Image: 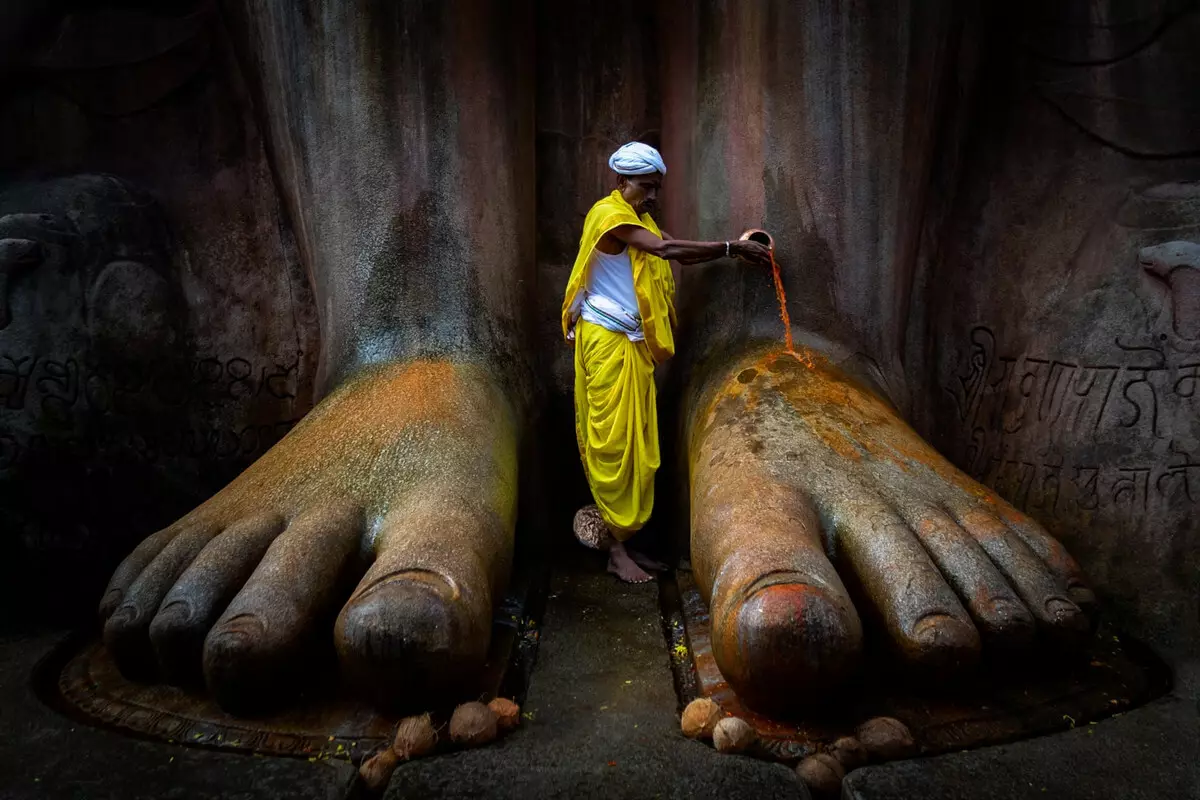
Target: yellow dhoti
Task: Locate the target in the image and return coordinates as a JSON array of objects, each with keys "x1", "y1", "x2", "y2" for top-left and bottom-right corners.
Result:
[
  {"x1": 574, "y1": 320, "x2": 659, "y2": 539},
  {"x1": 563, "y1": 190, "x2": 676, "y2": 540}
]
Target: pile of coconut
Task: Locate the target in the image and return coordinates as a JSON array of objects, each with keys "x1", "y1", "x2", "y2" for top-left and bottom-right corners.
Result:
[
  {"x1": 359, "y1": 697, "x2": 521, "y2": 792},
  {"x1": 680, "y1": 697, "x2": 915, "y2": 797}
]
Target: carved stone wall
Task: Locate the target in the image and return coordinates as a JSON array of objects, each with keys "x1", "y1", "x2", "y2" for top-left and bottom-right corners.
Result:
[
  {"x1": 912, "y1": 2, "x2": 1200, "y2": 680},
  {"x1": 0, "y1": 6, "x2": 319, "y2": 622}
]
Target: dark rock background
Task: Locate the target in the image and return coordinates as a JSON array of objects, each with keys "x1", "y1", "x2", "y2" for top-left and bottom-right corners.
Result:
[{"x1": 0, "y1": 4, "x2": 319, "y2": 624}]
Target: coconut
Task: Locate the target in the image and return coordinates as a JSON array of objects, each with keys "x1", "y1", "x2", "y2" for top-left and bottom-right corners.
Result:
[
  {"x1": 392, "y1": 713, "x2": 437, "y2": 760},
  {"x1": 359, "y1": 747, "x2": 399, "y2": 793},
  {"x1": 488, "y1": 697, "x2": 521, "y2": 732},
  {"x1": 712, "y1": 716, "x2": 756, "y2": 754},
  {"x1": 450, "y1": 701, "x2": 499, "y2": 747},
  {"x1": 828, "y1": 736, "x2": 867, "y2": 770},
  {"x1": 572, "y1": 505, "x2": 613, "y2": 550},
  {"x1": 680, "y1": 697, "x2": 722, "y2": 739},
  {"x1": 855, "y1": 716, "x2": 915, "y2": 761},
  {"x1": 796, "y1": 753, "x2": 844, "y2": 796}
]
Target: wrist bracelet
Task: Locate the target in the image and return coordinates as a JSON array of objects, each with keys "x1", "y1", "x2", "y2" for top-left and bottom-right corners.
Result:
[{"x1": 725, "y1": 241, "x2": 730, "y2": 258}]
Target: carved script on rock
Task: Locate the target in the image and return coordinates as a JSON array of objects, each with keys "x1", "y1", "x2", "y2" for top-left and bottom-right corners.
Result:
[{"x1": 946, "y1": 325, "x2": 1200, "y2": 521}]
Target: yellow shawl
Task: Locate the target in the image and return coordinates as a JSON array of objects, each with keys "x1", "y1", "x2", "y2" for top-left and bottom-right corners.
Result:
[{"x1": 561, "y1": 191, "x2": 677, "y2": 364}]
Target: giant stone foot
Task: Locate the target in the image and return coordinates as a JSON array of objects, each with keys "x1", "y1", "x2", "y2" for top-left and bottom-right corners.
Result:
[
  {"x1": 98, "y1": 360, "x2": 517, "y2": 714},
  {"x1": 689, "y1": 346, "x2": 1095, "y2": 714}
]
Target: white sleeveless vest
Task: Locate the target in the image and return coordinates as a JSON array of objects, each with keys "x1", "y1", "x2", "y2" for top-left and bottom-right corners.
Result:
[{"x1": 579, "y1": 246, "x2": 644, "y2": 342}]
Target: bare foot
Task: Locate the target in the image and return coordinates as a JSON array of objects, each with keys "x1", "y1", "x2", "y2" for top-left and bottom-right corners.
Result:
[
  {"x1": 98, "y1": 361, "x2": 518, "y2": 713},
  {"x1": 689, "y1": 347, "x2": 1094, "y2": 713},
  {"x1": 628, "y1": 549, "x2": 667, "y2": 572},
  {"x1": 576, "y1": 504, "x2": 664, "y2": 579},
  {"x1": 607, "y1": 542, "x2": 655, "y2": 584}
]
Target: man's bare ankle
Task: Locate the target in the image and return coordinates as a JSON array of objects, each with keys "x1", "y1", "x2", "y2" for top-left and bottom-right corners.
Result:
[{"x1": 607, "y1": 542, "x2": 654, "y2": 583}]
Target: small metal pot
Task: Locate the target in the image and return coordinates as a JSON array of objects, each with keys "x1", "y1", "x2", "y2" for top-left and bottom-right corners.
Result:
[{"x1": 738, "y1": 228, "x2": 774, "y2": 254}]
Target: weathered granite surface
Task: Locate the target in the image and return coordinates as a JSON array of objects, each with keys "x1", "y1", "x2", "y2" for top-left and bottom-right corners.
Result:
[
  {"x1": 0, "y1": 0, "x2": 1197, "y2": 774},
  {"x1": 843, "y1": 692, "x2": 1200, "y2": 800}
]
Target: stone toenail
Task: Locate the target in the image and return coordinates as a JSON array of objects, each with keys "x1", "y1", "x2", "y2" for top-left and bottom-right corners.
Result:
[
  {"x1": 212, "y1": 614, "x2": 266, "y2": 646},
  {"x1": 988, "y1": 596, "x2": 1026, "y2": 621},
  {"x1": 912, "y1": 613, "x2": 974, "y2": 647},
  {"x1": 1044, "y1": 598, "x2": 1081, "y2": 622},
  {"x1": 913, "y1": 613, "x2": 949, "y2": 639},
  {"x1": 109, "y1": 603, "x2": 140, "y2": 627},
  {"x1": 359, "y1": 569, "x2": 457, "y2": 602},
  {"x1": 155, "y1": 600, "x2": 193, "y2": 626}
]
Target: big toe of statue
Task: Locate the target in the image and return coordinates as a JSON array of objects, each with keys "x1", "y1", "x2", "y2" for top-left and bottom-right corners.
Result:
[
  {"x1": 98, "y1": 361, "x2": 517, "y2": 714},
  {"x1": 689, "y1": 346, "x2": 1095, "y2": 715}
]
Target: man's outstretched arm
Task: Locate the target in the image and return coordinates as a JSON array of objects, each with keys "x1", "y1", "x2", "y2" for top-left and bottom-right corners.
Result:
[
  {"x1": 609, "y1": 225, "x2": 772, "y2": 267},
  {"x1": 659, "y1": 230, "x2": 707, "y2": 265}
]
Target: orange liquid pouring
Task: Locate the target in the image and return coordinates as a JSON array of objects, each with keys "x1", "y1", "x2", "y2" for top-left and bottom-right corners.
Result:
[
  {"x1": 768, "y1": 249, "x2": 813, "y2": 368},
  {"x1": 769, "y1": 249, "x2": 794, "y2": 353}
]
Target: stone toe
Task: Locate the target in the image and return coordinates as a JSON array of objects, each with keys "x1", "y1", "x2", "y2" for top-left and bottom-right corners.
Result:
[
  {"x1": 148, "y1": 599, "x2": 206, "y2": 686},
  {"x1": 202, "y1": 613, "x2": 283, "y2": 714},
  {"x1": 335, "y1": 569, "x2": 487, "y2": 709},
  {"x1": 971, "y1": 595, "x2": 1037, "y2": 650},
  {"x1": 103, "y1": 602, "x2": 159, "y2": 681},
  {"x1": 1042, "y1": 596, "x2": 1091, "y2": 640},
  {"x1": 715, "y1": 574, "x2": 863, "y2": 713},
  {"x1": 905, "y1": 612, "x2": 981, "y2": 673},
  {"x1": 98, "y1": 588, "x2": 124, "y2": 622}
]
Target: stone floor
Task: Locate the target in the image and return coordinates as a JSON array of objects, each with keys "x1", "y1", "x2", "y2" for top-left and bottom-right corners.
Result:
[
  {"x1": 844, "y1": 694, "x2": 1200, "y2": 800},
  {"x1": 2, "y1": 549, "x2": 1197, "y2": 799},
  {"x1": 386, "y1": 549, "x2": 804, "y2": 799},
  {"x1": 0, "y1": 631, "x2": 357, "y2": 800}
]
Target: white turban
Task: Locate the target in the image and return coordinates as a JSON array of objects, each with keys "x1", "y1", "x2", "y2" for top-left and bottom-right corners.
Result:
[{"x1": 608, "y1": 142, "x2": 666, "y2": 176}]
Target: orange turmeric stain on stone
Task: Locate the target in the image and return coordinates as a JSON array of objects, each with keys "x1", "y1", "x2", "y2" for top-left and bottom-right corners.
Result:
[
  {"x1": 712, "y1": 350, "x2": 988, "y2": 479},
  {"x1": 196, "y1": 359, "x2": 514, "y2": 523},
  {"x1": 699, "y1": 341, "x2": 1013, "y2": 495}
]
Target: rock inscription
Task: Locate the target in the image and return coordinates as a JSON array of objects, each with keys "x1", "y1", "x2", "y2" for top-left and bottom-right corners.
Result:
[{"x1": 946, "y1": 325, "x2": 1200, "y2": 522}]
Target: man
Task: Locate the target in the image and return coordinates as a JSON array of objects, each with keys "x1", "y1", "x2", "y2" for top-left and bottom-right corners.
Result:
[{"x1": 562, "y1": 141, "x2": 772, "y2": 582}]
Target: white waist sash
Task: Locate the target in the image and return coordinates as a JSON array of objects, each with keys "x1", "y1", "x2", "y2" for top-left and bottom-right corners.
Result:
[{"x1": 568, "y1": 292, "x2": 645, "y2": 342}]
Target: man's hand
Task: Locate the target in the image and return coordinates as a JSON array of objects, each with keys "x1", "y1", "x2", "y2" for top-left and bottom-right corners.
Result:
[{"x1": 731, "y1": 240, "x2": 772, "y2": 267}]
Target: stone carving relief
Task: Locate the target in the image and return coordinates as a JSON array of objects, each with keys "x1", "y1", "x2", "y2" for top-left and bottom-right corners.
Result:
[
  {"x1": 1141, "y1": 240, "x2": 1200, "y2": 340},
  {"x1": 0, "y1": 175, "x2": 315, "y2": 609},
  {"x1": 0, "y1": 177, "x2": 300, "y2": 471}
]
